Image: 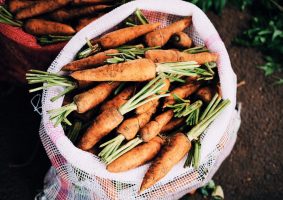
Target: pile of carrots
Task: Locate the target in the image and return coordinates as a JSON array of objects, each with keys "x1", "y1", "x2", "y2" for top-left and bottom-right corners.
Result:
[
  {"x1": 0, "y1": 0, "x2": 120, "y2": 44},
  {"x1": 27, "y1": 12, "x2": 230, "y2": 193}
]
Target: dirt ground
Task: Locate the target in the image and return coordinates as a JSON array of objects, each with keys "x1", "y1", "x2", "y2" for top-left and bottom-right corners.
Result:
[{"x1": 0, "y1": 7, "x2": 282, "y2": 200}]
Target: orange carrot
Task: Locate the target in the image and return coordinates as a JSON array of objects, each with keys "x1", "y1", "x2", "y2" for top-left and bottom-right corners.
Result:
[
  {"x1": 107, "y1": 136, "x2": 164, "y2": 172},
  {"x1": 160, "y1": 118, "x2": 185, "y2": 133},
  {"x1": 74, "y1": 82, "x2": 120, "y2": 113},
  {"x1": 117, "y1": 101, "x2": 158, "y2": 140},
  {"x1": 15, "y1": 0, "x2": 71, "y2": 20},
  {"x1": 196, "y1": 86, "x2": 213, "y2": 103},
  {"x1": 97, "y1": 22, "x2": 161, "y2": 49},
  {"x1": 145, "y1": 17, "x2": 192, "y2": 47},
  {"x1": 140, "y1": 133, "x2": 191, "y2": 192},
  {"x1": 70, "y1": 59, "x2": 156, "y2": 82},
  {"x1": 145, "y1": 50, "x2": 218, "y2": 64},
  {"x1": 170, "y1": 32, "x2": 192, "y2": 48},
  {"x1": 140, "y1": 110, "x2": 174, "y2": 142},
  {"x1": 75, "y1": 15, "x2": 103, "y2": 32},
  {"x1": 136, "y1": 78, "x2": 170, "y2": 114},
  {"x1": 24, "y1": 19, "x2": 75, "y2": 36},
  {"x1": 8, "y1": 0, "x2": 34, "y2": 13},
  {"x1": 77, "y1": 107, "x2": 124, "y2": 151},
  {"x1": 164, "y1": 83, "x2": 200, "y2": 107},
  {"x1": 62, "y1": 49, "x2": 119, "y2": 71},
  {"x1": 49, "y1": 5, "x2": 110, "y2": 22},
  {"x1": 100, "y1": 85, "x2": 135, "y2": 112}
]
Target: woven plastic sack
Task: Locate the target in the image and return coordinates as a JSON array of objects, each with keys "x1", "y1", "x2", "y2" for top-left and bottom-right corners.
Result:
[
  {"x1": 0, "y1": 0, "x2": 66, "y2": 83},
  {"x1": 38, "y1": 0, "x2": 240, "y2": 199}
]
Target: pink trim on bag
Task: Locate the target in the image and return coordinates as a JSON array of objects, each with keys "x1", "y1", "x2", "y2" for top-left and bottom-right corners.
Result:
[{"x1": 46, "y1": 122, "x2": 64, "y2": 143}]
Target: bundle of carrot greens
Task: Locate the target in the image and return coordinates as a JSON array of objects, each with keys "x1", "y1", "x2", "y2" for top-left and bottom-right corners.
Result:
[{"x1": 26, "y1": 12, "x2": 230, "y2": 193}]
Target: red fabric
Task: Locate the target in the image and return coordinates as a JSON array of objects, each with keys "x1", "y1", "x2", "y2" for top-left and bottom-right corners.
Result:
[{"x1": 0, "y1": 1, "x2": 67, "y2": 83}]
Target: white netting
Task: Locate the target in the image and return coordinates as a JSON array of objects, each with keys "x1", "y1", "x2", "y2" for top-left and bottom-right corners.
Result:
[{"x1": 38, "y1": 0, "x2": 240, "y2": 199}]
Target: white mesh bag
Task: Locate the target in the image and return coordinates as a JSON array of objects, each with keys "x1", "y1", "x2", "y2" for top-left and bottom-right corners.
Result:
[{"x1": 38, "y1": 0, "x2": 241, "y2": 199}]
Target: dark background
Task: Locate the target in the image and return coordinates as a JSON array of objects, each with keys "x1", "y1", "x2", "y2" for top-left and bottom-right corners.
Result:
[{"x1": 0, "y1": 6, "x2": 282, "y2": 200}]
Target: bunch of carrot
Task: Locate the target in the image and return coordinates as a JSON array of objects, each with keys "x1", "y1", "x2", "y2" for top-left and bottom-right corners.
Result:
[
  {"x1": 1, "y1": 0, "x2": 130, "y2": 45},
  {"x1": 26, "y1": 12, "x2": 229, "y2": 194}
]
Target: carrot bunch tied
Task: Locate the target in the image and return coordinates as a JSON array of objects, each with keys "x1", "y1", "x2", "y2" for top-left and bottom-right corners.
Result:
[
  {"x1": 26, "y1": 69, "x2": 77, "y2": 102},
  {"x1": 77, "y1": 76, "x2": 169, "y2": 151},
  {"x1": 139, "y1": 94, "x2": 231, "y2": 192}
]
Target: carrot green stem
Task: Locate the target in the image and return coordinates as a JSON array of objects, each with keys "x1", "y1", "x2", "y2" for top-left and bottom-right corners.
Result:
[
  {"x1": 183, "y1": 45, "x2": 209, "y2": 54},
  {"x1": 118, "y1": 76, "x2": 169, "y2": 115},
  {"x1": 156, "y1": 61, "x2": 214, "y2": 81},
  {"x1": 98, "y1": 134, "x2": 125, "y2": 159},
  {"x1": 77, "y1": 41, "x2": 101, "y2": 59},
  {"x1": 66, "y1": 120, "x2": 82, "y2": 143},
  {"x1": 187, "y1": 99, "x2": 230, "y2": 141},
  {"x1": 104, "y1": 137, "x2": 143, "y2": 164},
  {"x1": 106, "y1": 45, "x2": 160, "y2": 64},
  {"x1": 37, "y1": 35, "x2": 72, "y2": 45},
  {"x1": 48, "y1": 102, "x2": 77, "y2": 127},
  {"x1": 193, "y1": 141, "x2": 201, "y2": 169},
  {"x1": 135, "y1": 9, "x2": 148, "y2": 25},
  {"x1": 26, "y1": 69, "x2": 77, "y2": 101},
  {"x1": 0, "y1": 6, "x2": 22, "y2": 27},
  {"x1": 200, "y1": 93, "x2": 219, "y2": 121}
]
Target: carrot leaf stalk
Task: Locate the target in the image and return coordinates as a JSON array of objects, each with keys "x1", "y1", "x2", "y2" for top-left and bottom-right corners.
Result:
[
  {"x1": 118, "y1": 76, "x2": 169, "y2": 115},
  {"x1": 77, "y1": 39, "x2": 101, "y2": 59},
  {"x1": 135, "y1": 9, "x2": 148, "y2": 25},
  {"x1": 37, "y1": 35, "x2": 72, "y2": 45},
  {"x1": 183, "y1": 45, "x2": 209, "y2": 54},
  {"x1": 106, "y1": 45, "x2": 160, "y2": 64},
  {"x1": 167, "y1": 97, "x2": 203, "y2": 126},
  {"x1": 66, "y1": 120, "x2": 82, "y2": 143},
  {"x1": 184, "y1": 140, "x2": 201, "y2": 168},
  {"x1": 187, "y1": 98, "x2": 231, "y2": 141},
  {"x1": 155, "y1": 61, "x2": 214, "y2": 81},
  {"x1": 99, "y1": 76, "x2": 169, "y2": 163},
  {"x1": 0, "y1": 6, "x2": 22, "y2": 27},
  {"x1": 48, "y1": 102, "x2": 78, "y2": 126},
  {"x1": 26, "y1": 69, "x2": 76, "y2": 102}
]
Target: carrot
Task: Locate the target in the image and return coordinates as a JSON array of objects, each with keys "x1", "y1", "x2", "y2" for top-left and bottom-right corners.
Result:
[
  {"x1": 70, "y1": 58, "x2": 156, "y2": 82},
  {"x1": 74, "y1": 82, "x2": 120, "y2": 113},
  {"x1": 145, "y1": 17, "x2": 192, "y2": 47},
  {"x1": 140, "y1": 97, "x2": 231, "y2": 192},
  {"x1": 77, "y1": 107, "x2": 124, "y2": 151},
  {"x1": 15, "y1": 0, "x2": 71, "y2": 20},
  {"x1": 160, "y1": 118, "x2": 185, "y2": 133},
  {"x1": 100, "y1": 85, "x2": 135, "y2": 112},
  {"x1": 98, "y1": 100, "x2": 158, "y2": 162},
  {"x1": 117, "y1": 101, "x2": 158, "y2": 140},
  {"x1": 164, "y1": 83, "x2": 200, "y2": 107},
  {"x1": 62, "y1": 49, "x2": 119, "y2": 71},
  {"x1": 75, "y1": 15, "x2": 102, "y2": 32},
  {"x1": 140, "y1": 110, "x2": 174, "y2": 142},
  {"x1": 71, "y1": 58, "x2": 207, "y2": 83},
  {"x1": 170, "y1": 32, "x2": 192, "y2": 48},
  {"x1": 73, "y1": 0, "x2": 113, "y2": 5},
  {"x1": 135, "y1": 78, "x2": 170, "y2": 114},
  {"x1": 48, "y1": 82, "x2": 120, "y2": 126},
  {"x1": 24, "y1": 19, "x2": 75, "y2": 36},
  {"x1": 196, "y1": 86, "x2": 213, "y2": 103},
  {"x1": 145, "y1": 50, "x2": 218, "y2": 64},
  {"x1": 97, "y1": 22, "x2": 161, "y2": 49},
  {"x1": 49, "y1": 5, "x2": 110, "y2": 22},
  {"x1": 107, "y1": 136, "x2": 164, "y2": 172},
  {"x1": 8, "y1": 0, "x2": 34, "y2": 13},
  {"x1": 78, "y1": 76, "x2": 168, "y2": 150},
  {"x1": 140, "y1": 133, "x2": 191, "y2": 192}
]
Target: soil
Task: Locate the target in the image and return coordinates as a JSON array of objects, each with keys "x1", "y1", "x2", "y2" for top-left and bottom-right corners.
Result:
[{"x1": 0, "y1": 6, "x2": 282, "y2": 200}]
